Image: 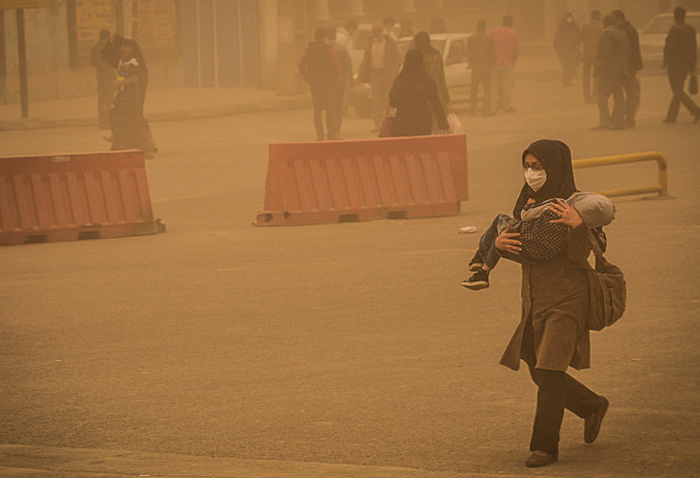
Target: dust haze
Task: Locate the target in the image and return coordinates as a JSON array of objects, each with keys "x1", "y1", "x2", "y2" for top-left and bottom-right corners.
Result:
[{"x1": 1, "y1": 1, "x2": 699, "y2": 478}]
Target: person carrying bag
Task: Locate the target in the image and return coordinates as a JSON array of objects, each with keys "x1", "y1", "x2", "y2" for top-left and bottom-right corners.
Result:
[{"x1": 585, "y1": 228, "x2": 627, "y2": 331}]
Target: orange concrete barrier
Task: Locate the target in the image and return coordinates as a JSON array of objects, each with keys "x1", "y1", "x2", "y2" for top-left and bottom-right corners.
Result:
[
  {"x1": 0, "y1": 150, "x2": 165, "y2": 246},
  {"x1": 255, "y1": 134, "x2": 468, "y2": 226}
]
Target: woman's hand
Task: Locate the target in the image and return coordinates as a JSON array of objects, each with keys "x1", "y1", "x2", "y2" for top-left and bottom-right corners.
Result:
[
  {"x1": 495, "y1": 224, "x2": 522, "y2": 254},
  {"x1": 548, "y1": 199, "x2": 584, "y2": 228}
]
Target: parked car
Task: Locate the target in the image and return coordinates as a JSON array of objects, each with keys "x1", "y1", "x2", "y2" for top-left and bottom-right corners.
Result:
[
  {"x1": 348, "y1": 32, "x2": 472, "y2": 117},
  {"x1": 639, "y1": 11, "x2": 700, "y2": 71}
]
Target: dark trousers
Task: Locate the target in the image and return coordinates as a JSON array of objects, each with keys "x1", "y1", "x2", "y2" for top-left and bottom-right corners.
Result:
[
  {"x1": 622, "y1": 74, "x2": 641, "y2": 126},
  {"x1": 329, "y1": 81, "x2": 347, "y2": 139},
  {"x1": 97, "y1": 80, "x2": 112, "y2": 129},
  {"x1": 582, "y1": 57, "x2": 596, "y2": 102},
  {"x1": 597, "y1": 74, "x2": 625, "y2": 128},
  {"x1": 665, "y1": 63, "x2": 700, "y2": 122},
  {"x1": 478, "y1": 214, "x2": 535, "y2": 269},
  {"x1": 559, "y1": 57, "x2": 577, "y2": 86},
  {"x1": 522, "y1": 319, "x2": 602, "y2": 455},
  {"x1": 310, "y1": 85, "x2": 335, "y2": 140},
  {"x1": 470, "y1": 67, "x2": 492, "y2": 114}
]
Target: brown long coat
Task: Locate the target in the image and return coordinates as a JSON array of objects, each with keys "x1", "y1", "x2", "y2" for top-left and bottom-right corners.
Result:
[{"x1": 500, "y1": 225, "x2": 592, "y2": 372}]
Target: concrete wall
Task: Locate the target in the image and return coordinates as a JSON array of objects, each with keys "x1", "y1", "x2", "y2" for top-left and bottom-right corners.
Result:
[
  {"x1": 1, "y1": 0, "x2": 182, "y2": 104},
  {"x1": 1, "y1": 5, "x2": 89, "y2": 103}
]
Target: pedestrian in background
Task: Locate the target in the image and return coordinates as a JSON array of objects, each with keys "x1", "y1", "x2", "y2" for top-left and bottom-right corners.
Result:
[
  {"x1": 612, "y1": 10, "x2": 643, "y2": 127},
  {"x1": 467, "y1": 19, "x2": 496, "y2": 116},
  {"x1": 593, "y1": 15, "x2": 629, "y2": 130},
  {"x1": 108, "y1": 40, "x2": 152, "y2": 154},
  {"x1": 357, "y1": 22, "x2": 402, "y2": 133},
  {"x1": 102, "y1": 35, "x2": 157, "y2": 153},
  {"x1": 491, "y1": 15, "x2": 520, "y2": 113},
  {"x1": 388, "y1": 49, "x2": 448, "y2": 137},
  {"x1": 581, "y1": 10, "x2": 603, "y2": 103},
  {"x1": 336, "y1": 20, "x2": 357, "y2": 52},
  {"x1": 384, "y1": 17, "x2": 399, "y2": 41},
  {"x1": 328, "y1": 27, "x2": 352, "y2": 140},
  {"x1": 495, "y1": 139, "x2": 610, "y2": 468},
  {"x1": 90, "y1": 29, "x2": 114, "y2": 129},
  {"x1": 662, "y1": 6, "x2": 700, "y2": 124},
  {"x1": 298, "y1": 27, "x2": 341, "y2": 141},
  {"x1": 413, "y1": 31, "x2": 452, "y2": 122},
  {"x1": 553, "y1": 12, "x2": 581, "y2": 87}
]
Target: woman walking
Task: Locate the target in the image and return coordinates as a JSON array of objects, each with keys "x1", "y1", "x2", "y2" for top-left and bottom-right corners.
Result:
[
  {"x1": 495, "y1": 139, "x2": 609, "y2": 467},
  {"x1": 553, "y1": 13, "x2": 582, "y2": 86},
  {"x1": 412, "y1": 31, "x2": 452, "y2": 117},
  {"x1": 107, "y1": 40, "x2": 153, "y2": 154},
  {"x1": 103, "y1": 35, "x2": 157, "y2": 153},
  {"x1": 387, "y1": 49, "x2": 449, "y2": 137}
]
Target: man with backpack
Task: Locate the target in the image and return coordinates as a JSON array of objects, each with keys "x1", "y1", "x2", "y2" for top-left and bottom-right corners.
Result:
[{"x1": 299, "y1": 28, "x2": 341, "y2": 141}]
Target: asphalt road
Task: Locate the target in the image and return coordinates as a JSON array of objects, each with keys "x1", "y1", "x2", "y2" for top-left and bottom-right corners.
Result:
[{"x1": 1, "y1": 72, "x2": 699, "y2": 477}]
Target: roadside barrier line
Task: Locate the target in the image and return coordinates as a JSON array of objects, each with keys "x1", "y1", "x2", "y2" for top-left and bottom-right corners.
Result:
[{"x1": 573, "y1": 151, "x2": 668, "y2": 198}]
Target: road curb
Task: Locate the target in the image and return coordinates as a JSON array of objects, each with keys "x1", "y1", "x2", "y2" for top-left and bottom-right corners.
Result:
[
  {"x1": 0, "y1": 96, "x2": 312, "y2": 132},
  {"x1": 0, "y1": 64, "x2": 564, "y2": 132}
]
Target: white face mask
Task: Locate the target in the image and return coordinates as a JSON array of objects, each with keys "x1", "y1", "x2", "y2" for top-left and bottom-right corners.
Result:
[{"x1": 524, "y1": 168, "x2": 547, "y2": 191}]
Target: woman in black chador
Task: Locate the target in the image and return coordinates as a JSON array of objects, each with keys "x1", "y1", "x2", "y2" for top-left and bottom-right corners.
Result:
[
  {"x1": 553, "y1": 13, "x2": 582, "y2": 86},
  {"x1": 388, "y1": 49, "x2": 449, "y2": 137},
  {"x1": 102, "y1": 35, "x2": 157, "y2": 153}
]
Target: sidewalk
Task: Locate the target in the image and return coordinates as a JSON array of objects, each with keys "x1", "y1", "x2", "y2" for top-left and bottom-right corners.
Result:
[
  {"x1": 0, "y1": 444, "x2": 553, "y2": 478},
  {"x1": 0, "y1": 87, "x2": 311, "y2": 132},
  {"x1": 0, "y1": 50, "x2": 561, "y2": 132}
]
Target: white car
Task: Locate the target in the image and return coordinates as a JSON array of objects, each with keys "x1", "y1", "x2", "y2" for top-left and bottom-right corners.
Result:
[
  {"x1": 349, "y1": 32, "x2": 472, "y2": 117},
  {"x1": 639, "y1": 11, "x2": 700, "y2": 71}
]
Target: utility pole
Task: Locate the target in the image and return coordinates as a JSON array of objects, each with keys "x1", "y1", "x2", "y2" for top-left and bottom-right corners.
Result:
[{"x1": 16, "y1": 8, "x2": 28, "y2": 118}]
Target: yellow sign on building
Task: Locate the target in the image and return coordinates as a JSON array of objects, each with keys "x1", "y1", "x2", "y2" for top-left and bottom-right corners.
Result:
[{"x1": 0, "y1": 0, "x2": 52, "y2": 8}]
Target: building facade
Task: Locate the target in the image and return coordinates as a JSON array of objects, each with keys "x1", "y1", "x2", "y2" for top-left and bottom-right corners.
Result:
[{"x1": 0, "y1": 0, "x2": 695, "y2": 104}]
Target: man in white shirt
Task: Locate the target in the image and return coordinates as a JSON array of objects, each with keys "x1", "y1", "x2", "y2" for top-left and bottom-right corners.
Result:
[{"x1": 337, "y1": 20, "x2": 357, "y2": 52}]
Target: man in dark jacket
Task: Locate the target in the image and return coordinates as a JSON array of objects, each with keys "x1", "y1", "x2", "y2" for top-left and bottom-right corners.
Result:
[
  {"x1": 328, "y1": 27, "x2": 352, "y2": 140},
  {"x1": 467, "y1": 20, "x2": 496, "y2": 116},
  {"x1": 662, "y1": 7, "x2": 700, "y2": 124},
  {"x1": 612, "y1": 10, "x2": 643, "y2": 127},
  {"x1": 90, "y1": 29, "x2": 114, "y2": 129},
  {"x1": 593, "y1": 15, "x2": 629, "y2": 130},
  {"x1": 581, "y1": 10, "x2": 603, "y2": 103},
  {"x1": 298, "y1": 28, "x2": 341, "y2": 141}
]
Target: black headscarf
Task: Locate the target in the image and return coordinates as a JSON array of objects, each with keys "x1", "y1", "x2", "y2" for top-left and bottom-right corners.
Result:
[
  {"x1": 400, "y1": 48, "x2": 427, "y2": 75},
  {"x1": 512, "y1": 139, "x2": 578, "y2": 218},
  {"x1": 389, "y1": 49, "x2": 430, "y2": 96},
  {"x1": 413, "y1": 31, "x2": 435, "y2": 53}
]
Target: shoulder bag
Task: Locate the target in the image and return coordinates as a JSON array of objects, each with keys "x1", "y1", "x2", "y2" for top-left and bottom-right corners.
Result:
[{"x1": 585, "y1": 229, "x2": 627, "y2": 331}]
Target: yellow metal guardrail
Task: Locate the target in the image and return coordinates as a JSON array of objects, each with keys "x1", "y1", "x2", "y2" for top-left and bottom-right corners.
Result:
[{"x1": 573, "y1": 151, "x2": 668, "y2": 198}]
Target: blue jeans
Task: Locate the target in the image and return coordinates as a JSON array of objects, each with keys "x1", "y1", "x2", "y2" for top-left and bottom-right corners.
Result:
[{"x1": 478, "y1": 214, "x2": 536, "y2": 269}]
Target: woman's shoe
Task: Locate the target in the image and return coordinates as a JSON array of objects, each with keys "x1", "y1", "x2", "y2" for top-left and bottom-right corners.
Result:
[
  {"x1": 584, "y1": 396, "x2": 609, "y2": 443},
  {"x1": 525, "y1": 451, "x2": 558, "y2": 467}
]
